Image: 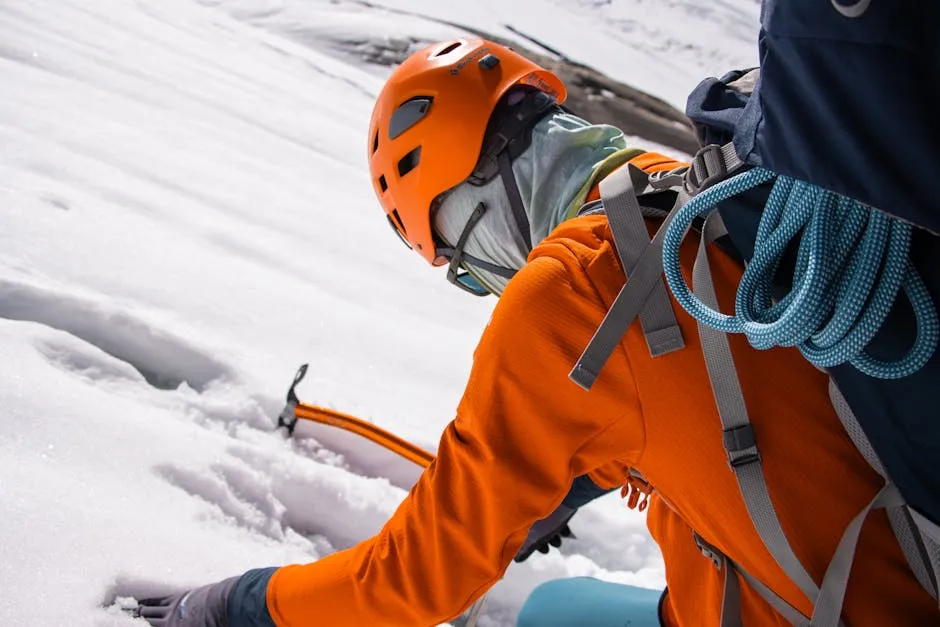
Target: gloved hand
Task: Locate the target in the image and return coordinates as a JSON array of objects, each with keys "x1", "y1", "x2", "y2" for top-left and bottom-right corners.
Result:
[
  {"x1": 129, "y1": 576, "x2": 239, "y2": 627},
  {"x1": 514, "y1": 504, "x2": 577, "y2": 562}
]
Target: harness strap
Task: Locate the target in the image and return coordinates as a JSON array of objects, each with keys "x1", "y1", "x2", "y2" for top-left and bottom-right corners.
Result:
[
  {"x1": 720, "y1": 547, "x2": 743, "y2": 627},
  {"x1": 890, "y1": 508, "x2": 940, "y2": 601}
]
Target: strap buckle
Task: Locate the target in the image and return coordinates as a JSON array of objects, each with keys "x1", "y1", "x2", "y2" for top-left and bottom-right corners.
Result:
[
  {"x1": 693, "y1": 531, "x2": 724, "y2": 570},
  {"x1": 685, "y1": 144, "x2": 738, "y2": 195},
  {"x1": 723, "y1": 424, "x2": 762, "y2": 469}
]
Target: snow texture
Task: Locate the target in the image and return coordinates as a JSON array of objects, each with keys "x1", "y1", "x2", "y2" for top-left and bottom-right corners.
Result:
[{"x1": 0, "y1": 1, "x2": 758, "y2": 625}]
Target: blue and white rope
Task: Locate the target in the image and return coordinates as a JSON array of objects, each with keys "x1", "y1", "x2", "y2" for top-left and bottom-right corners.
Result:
[{"x1": 662, "y1": 167, "x2": 938, "y2": 379}]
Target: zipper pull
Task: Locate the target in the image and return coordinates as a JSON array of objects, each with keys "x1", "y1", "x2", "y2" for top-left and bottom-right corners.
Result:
[{"x1": 621, "y1": 474, "x2": 652, "y2": 511}]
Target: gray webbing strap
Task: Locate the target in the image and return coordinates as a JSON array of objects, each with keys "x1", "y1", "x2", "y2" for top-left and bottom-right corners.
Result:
[
  {"x1": 911, "y1": 510, "x2": 940, "y2": 546},
  {"x1": 721, "y1": 554, "x2": 744, "y2": 627},
  {"x1": 461, "y1": 595, "x2": 487, "y2": 627},
  {"x1": 827, "y1": 381, "x2": 886, "y2": 475},
  {"x1": 889, "y1": 509, "x2": 940, "y2": 600},
  {"x1": 692, "y1": 213, "x2": 821, "y2": 606},
  {"x1": 908, "y1": 508, "x2": 940, "y2": 609},
  {"x1": 738, "y1": 565, "x2": 809, "y2": 626},
  {"x1": 828, "y1": 381, "x2": 939, "y2": 598},
  {"x1": 696, "y1": 215, "x2": 917, "y2": 626},
  {"x1": 598, "y1": 166, "x2": 684, "y2": 359},
  {"x1": 810, "y1": 484, "x2": 904, "y2": 626},
  {"x1": 695, "y1": 531, "x2": 809, "y2": 626},
  {"x1": 569, "y1": 171, "x2": 686, "y2": 390}
]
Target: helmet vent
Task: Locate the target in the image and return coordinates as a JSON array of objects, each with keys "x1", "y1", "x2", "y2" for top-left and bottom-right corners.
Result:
[
  {"x1": 397, "y1": 146, "x2": 422, "y2": 177},
  {"x1": 372, "y1": 131, "x2": 379, "y2": 154},
  {"x1": 389, "y1": 97, "x2": 433, "y2": 139},
  {"x1": 435, "y1": 41, "x2": 462, "y2": 57},
  {"x1": 378, "y1": 175, "x2": 388, "y2": 192}
]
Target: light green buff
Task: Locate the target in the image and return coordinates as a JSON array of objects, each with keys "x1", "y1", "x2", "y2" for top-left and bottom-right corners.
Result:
[{"x1": 434, "y1": 110, "x2": 645, "y2": 296}]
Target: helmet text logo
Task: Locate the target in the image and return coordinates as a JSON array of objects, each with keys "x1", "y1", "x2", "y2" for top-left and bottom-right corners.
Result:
[{"x1": 450, "y1": 48, "x2": 490, "y2": 75}]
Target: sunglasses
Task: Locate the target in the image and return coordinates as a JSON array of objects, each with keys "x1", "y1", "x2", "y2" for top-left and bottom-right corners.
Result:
[
  {"x1": 449, "y1": 269, "x2": 490, "y2": 296},
  {"x1": 387, "y1": 206, "x2": 490, "y2": 295}
]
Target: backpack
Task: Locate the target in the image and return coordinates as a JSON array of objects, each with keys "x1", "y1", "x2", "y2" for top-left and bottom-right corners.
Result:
[
  {"x1": 685, "y1": 61, "x2": 940, "y2": 520},
  {"x1": 568, "y1": 123, "x2": 939, "y2": 627},
  {"x1": 566, "y1": 3, "x2": 940, "y2": 621},
  {"x1": 729, "y1": 0, "x2": 940, "y2": 236}
]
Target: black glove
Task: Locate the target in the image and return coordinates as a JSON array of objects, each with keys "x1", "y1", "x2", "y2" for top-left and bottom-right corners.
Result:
[
  {"x1": 514, "y1": 505, "x2": 577, "y2": 562},
  {"x1": 129, "y1": 576, "x2": 239, "y2": 627}
]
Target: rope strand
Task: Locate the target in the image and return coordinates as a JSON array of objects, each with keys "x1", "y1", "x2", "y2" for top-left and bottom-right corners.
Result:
[{"x1": 661, "y1": 167, "x2": 938, "y2": 380}]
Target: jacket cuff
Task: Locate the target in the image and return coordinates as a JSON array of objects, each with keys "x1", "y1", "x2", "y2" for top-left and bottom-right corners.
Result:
[{"x1": 562, "y1": 474, "x2": 615, "y2": 510}]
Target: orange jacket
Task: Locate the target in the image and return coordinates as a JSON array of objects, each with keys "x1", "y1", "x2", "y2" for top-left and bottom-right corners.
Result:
[{"x1": 265, "y1": 154, "x2": 935, "y2": 626}]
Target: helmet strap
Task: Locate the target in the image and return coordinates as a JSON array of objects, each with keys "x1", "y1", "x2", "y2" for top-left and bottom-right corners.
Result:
[
  {"x1": 435, "y1": 90, "x2": 558, "y2": 291},
  {"x1": 468, "y1": 90, "x2": 557, "y2": 254},
  {"x1": 436, "y1": 202, "x2": 518, "y2": 295},
  {"x1": 445, "y1": 202, "x2": 488, "y2": 288},
  {"x1": 497, "y1": 148, "x2": 532, "y2": 251}
]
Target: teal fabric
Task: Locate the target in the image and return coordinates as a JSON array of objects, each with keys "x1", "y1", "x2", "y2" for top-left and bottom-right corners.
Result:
[
  {"x1": 433, "y1": 110, "x2": 629, "y2": 296},
  {"x1": 517, "y1": 577, "x2": 663, "y2": 627},
  {"x1": 227, "y1": 568, "x2": 277, "y2": 627}
]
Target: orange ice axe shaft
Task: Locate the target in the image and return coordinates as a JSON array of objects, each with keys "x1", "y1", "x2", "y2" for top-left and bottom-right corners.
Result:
[{"x1": 276, "y1": 364, "x2": 435, "y2": 468}]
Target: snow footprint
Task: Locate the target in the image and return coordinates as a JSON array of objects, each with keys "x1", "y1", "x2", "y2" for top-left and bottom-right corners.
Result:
[
  {"x1": 0, "y1": 276, "x2": 234, "y2": 391},
  {"x1": 155, "y1": 459, "x2": 289, "y2": 541},
  {"x1": 156, "y1": 441, "x2": 408, "y2": 554}
]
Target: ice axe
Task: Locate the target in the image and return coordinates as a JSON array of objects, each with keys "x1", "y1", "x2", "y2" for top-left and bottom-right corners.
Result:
[
  {"x1": 277, "y1": 363, "x2": 435, "y2": 467},
  {"x1": 276, "y1": 364, "x2": 488, "y2": 627}
]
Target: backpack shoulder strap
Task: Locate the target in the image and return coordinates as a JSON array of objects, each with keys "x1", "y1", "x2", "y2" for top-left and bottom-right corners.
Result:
[
  {"x1": 569, "y1": 143, "x2": 744, "y2": 390},
  {"x1": 692, "y1": 214, "x2": 822, "y2": 602},
  {"x1": 600, "y1": 165, "x2": 686, "y2": 358},
  {"x1": 694, "y1": 211, "x2": 917, "y2": 626},
  {"x1": 569, "y1": 164, "x2": 686, "y2": 390}
]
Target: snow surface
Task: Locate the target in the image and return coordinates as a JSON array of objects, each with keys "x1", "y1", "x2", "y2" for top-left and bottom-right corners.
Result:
[{"x1": 0, "y1": 1, "x2": 758, "y2": 625}]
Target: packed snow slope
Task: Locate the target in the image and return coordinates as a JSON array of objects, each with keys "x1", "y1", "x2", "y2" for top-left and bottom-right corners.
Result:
[{"x1": 0, "y1": 1, "x2": 759, "y2": 625}]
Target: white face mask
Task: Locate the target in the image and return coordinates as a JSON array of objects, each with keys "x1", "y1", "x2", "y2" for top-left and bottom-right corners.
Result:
[{"x1": 433, "y1": 110, "x2": 628, "y2": 296}]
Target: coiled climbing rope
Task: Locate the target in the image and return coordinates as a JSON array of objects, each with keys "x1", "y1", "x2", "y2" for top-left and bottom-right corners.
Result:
[{"x1": 661, "y1": 167, "x2": 939, "y2": 379}]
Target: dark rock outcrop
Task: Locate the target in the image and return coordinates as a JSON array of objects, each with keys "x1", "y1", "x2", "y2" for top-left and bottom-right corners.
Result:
[
  {"x1": 350, "y1": 28, "x2": 700, "y2": 155},
  {"x1": 490, "y1": 28, "x2": 700, "y2": 155}
]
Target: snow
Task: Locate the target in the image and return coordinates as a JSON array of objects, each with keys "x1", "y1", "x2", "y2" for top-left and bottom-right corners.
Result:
[{"x1": 0, "y1": 1, "x2": 757, "y2": 625}]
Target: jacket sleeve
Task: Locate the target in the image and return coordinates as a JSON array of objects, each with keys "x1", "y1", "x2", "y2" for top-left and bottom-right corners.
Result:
[
  {"x1": 563, "y1": 474, "x2": 617, "y2": 510},
  {"x1": 264, "y1": 252, "x2": 645, "y2": 627}
]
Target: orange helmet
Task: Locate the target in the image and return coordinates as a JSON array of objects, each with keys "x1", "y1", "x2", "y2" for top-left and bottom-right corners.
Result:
[{"x1": 367, "y1": 38, "x2": 567, "y2": 264}]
